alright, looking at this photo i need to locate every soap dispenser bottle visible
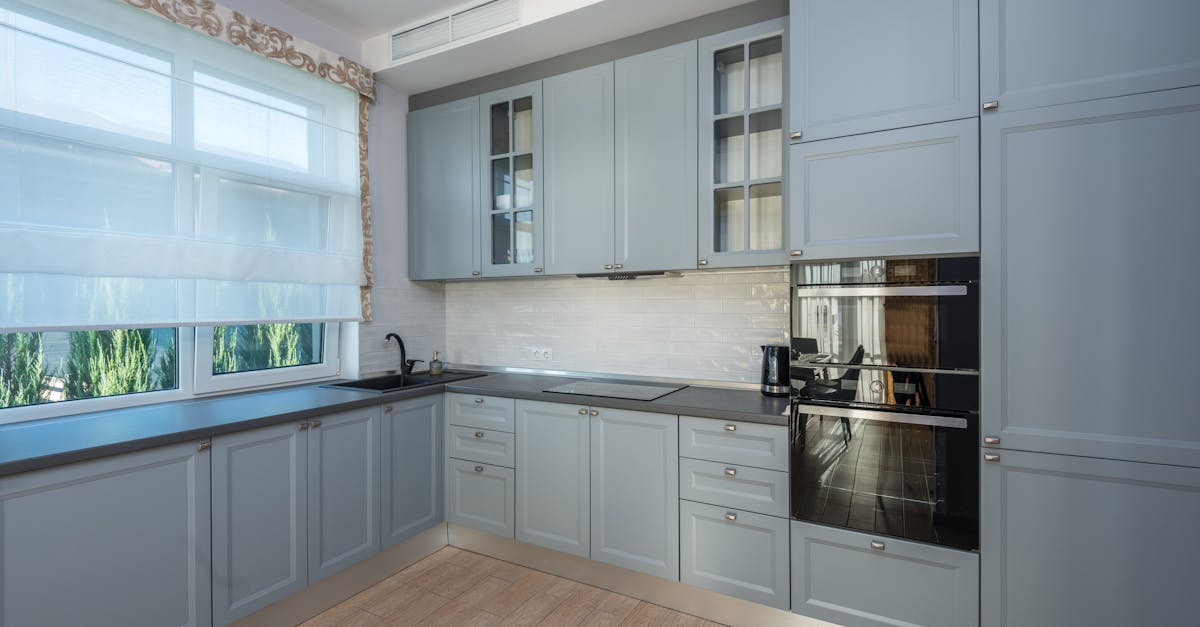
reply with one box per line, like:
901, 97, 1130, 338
429, 351, 444, 375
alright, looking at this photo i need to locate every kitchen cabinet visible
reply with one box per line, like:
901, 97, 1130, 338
591, 407, 679, 579
0, 442, 211, 627
307, 406, 381, 582
212, 422, 308, 625
788, 0, 977, 143
408, 96, 480, 280
679, 415, 789, 472
516, 400, 590, 557
679, 457, 789, 518
681, 500, 790, 610
447, 392, 517, 432
381, 396, 444, 549
980, 0, 1200, 114
791, 520, 978, 627
980, 87, 1200, 468
614, 40, 698, 273
447, 458, 515, 537
543, 63, 615, 275
981, 449, 1200, 627
698, 19, 788, 269
480, 81, 544, 277
788, 118, 979, 261
448, 425, 515, 468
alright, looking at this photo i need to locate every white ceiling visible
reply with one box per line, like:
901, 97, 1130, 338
278, 0, 468, 39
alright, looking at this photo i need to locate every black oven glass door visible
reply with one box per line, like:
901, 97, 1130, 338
790, 405, 979, 551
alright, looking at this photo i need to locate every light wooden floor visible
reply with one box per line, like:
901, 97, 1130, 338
299, 546, 724, 627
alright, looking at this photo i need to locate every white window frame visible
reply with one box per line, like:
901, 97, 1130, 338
193, 323, 341, 394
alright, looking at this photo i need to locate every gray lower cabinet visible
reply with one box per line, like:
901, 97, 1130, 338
448, 425, 515, 468
680, 500, 790, 610
408, 96, 480, 280
591, 408, 679, 579
447, 392, 517, 433
788, 117, 979, 261
678, 457, 789, 518
516, 400, 590, 557
678, 415, 789, 472
0, 442, 211, 627
791, 520, 979, 627
981, 449, 1200, 627
381, 396, 443, 548
980, 0, 1200, 113
788, 0, 978, 142
212, 422, 308, 625
307, 406, 381, 582
447, 458, 515, 537
980, 87, 1200, 467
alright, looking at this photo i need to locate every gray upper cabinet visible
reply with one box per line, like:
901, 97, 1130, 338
516, 400, 590, 557
0, 442, 211, 627
789, 0, 978, 142
615, 41, 699, 273
408, 97, 480, 280
381, 396, 443, 549
698, 19, 788, 269
544, 63, 616, 276
480, 81, 544, 277
307, 406, 381, 582
591, 408, 679, 580
212, 422, 308, 625
981, 87, 1200, 468
789, 118, 979, 261
980, 0, 1200, 113
981, 449, 1200, 627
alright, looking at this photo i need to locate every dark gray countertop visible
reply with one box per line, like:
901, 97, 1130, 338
0, 371, 789, 478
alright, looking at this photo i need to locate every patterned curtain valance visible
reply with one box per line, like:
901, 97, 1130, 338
121, 0, 376, 100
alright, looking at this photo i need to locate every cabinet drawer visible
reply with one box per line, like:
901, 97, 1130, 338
679, 457, 788, 518
791, 520, 978, 627
446, 459, 514, 538
679, 416, 788, 471
681, 500, 790, 610
446, 393, 516, 432
448, 426, 515, 468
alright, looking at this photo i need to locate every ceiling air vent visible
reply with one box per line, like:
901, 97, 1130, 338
391, 17, 450, 61
451, 0, 519, 42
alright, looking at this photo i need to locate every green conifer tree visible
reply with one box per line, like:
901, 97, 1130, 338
0, 333, 46, 409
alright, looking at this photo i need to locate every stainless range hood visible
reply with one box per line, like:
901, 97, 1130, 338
574, 270, 683, 281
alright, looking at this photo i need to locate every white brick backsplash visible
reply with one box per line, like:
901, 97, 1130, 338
444, 268, 790, 383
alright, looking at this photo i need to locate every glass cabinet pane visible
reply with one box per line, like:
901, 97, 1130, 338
714, 116, 745, 184
714, 45, 745, 115
749, 109, 782, 180
749, 182, 782, 250
491, 213, 512, 264
513, 97, 533, 153
749, 37, 783, 109
714, 187, 746, 253
491, 157, 511, 210
514, 210, 534, 264
513, 153, 533, 209
490, 102, 509, 156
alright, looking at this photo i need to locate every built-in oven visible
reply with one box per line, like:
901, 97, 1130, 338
789, 257, 979, 551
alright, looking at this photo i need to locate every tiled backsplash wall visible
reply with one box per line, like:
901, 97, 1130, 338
444, 268, 790, 384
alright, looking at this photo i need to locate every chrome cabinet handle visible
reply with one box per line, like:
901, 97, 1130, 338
723, 424, 736, 432
533, 267, 543, 273
870, 540, 886, 551
614, 264, 623, 269
724, 467, 737, 477
789, 250, 804, 257
589, 409, 599, 416
789, 131, 803, 140
472, 270, 481, 276
474, 431, 484, 438
698, 259, 709, 266
982, 100, 999, 111
983, 436, 1000, 445
298, 422, 309, 431
578, 408, 587, 415
197, 441, 211, 452
604, 264, 613, 270
474, 398, 484, 404
725, 512, 738, 522
474, 465, 484, 473
383, 405, 393, 413
984, 453, 1001, 462
311, 420, 322, 428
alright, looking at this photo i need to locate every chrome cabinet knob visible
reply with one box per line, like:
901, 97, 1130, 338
984, 453, 1001, 462
311, 419, 322, 428
472, 270, 481, 276
474, 431, 484, 438
197, 441, 211, 452
789, 131, 803, 140
474, 465, 484, 473
982, 100, 999, 111
724, 467, 737, 477
298, 422, 309, 431
789, 250, 803, 257
698, 259, 709, 266
589, 409, 599, 416
383, 405, 393, 413
578, 408, 587, 415
533, 267, 543, 273
604, 264, 613, 270
614, 264, 623, 269
725, 512, 738, 522
474, 398, 484, 404
983, 436, 1000, 445
723, 424, 736, 432
870, 540, 886, 551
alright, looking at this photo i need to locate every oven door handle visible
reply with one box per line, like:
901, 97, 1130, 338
791, 403, 970, 429
793, 285, 969, 298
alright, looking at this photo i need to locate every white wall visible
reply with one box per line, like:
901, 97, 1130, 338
444, 268, 790, 383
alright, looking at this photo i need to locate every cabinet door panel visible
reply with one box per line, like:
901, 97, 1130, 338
980, 0, 1200, 112
408, 97, 480, 279
308, 407, 381, 582
981, 450, 1200, 627
382, 396, 443, 548
679, 416, 789, 471
681, 500, 790, 609
212, 423, 307, 625
447, 459, 515, 537
615, 41, 698, 272
480, 81, 543, 277
544, 64, 615, 275
591, 408, 678, 579
790, 0, 978, 141
0, 443, 211, 627
981, 87, 1200, 467
516, 400, 590, 557
448, 425, 515, 468
679, 457, 789, 518
446, 392, 516, 432
789, 118, 979, 260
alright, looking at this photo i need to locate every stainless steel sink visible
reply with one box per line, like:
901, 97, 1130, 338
323, 370, 482, 393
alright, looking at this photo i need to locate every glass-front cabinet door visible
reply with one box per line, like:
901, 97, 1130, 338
698, 19, 787, 268
479, 81, 543, 277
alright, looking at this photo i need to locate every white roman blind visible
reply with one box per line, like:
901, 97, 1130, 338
0, 0, 363, 333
